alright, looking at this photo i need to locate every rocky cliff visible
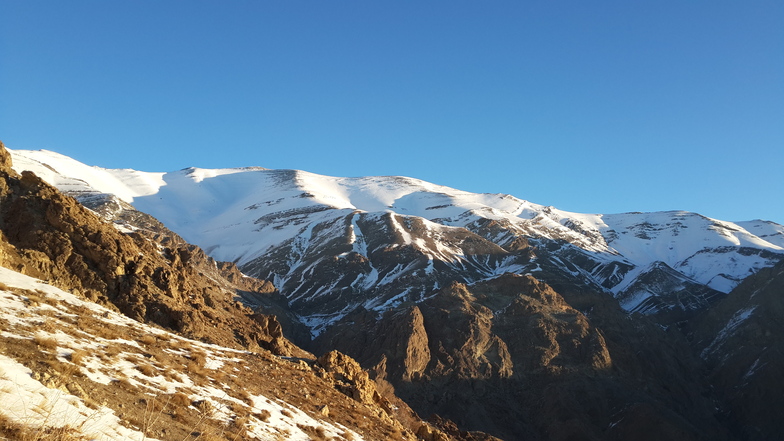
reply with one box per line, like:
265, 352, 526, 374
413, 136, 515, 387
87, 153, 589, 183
315, 272, 730, 441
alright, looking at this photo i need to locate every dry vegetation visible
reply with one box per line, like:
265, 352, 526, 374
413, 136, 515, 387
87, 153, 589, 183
0, 279, 421, 441
0, 412, 85, 441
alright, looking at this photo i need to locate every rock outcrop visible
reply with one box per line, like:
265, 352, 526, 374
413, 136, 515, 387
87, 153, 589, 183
316, 273, 730, 441
10, 142, 784, 440
0, 142, 301, 356
1, 141, 501, 440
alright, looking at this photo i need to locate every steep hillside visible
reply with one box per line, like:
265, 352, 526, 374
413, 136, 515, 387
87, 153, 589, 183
693, 260, 784, 441
315, 273, 730, 441
0, 266, 429, 441
0, 146, 300, 356
10, 148, 783, 335
6, 144, 783, 440
0, 142, 482, 441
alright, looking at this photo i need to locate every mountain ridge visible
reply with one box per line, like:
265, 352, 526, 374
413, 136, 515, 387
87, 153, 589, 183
9, 148, 783, 333
6, 144, 784, 440
0, 141, 482, 441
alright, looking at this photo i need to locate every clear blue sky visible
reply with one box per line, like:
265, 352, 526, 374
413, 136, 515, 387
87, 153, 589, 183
2, 1, 782, 224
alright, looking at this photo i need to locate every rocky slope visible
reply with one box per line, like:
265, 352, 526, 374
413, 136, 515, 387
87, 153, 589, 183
9, 148, 784, 335
0, 145, 300, 356
6, 144, 784, 440
692, 260, 784, 441
0, 142, 482, 441
0, 265, 436, 441
316, 273, 731, 441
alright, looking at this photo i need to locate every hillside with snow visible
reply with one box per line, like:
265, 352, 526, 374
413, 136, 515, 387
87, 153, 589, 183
0, 143, 442, 441
10, 148, 783, 332
0, 265, 433, 441
6, 144, 784, 440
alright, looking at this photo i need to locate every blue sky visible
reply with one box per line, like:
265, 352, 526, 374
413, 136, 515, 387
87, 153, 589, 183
2, 1, 782, 224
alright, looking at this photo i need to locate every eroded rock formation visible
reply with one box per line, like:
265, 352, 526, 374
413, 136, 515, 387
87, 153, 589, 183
316, 273, 730, 441
0, 142, 300, 356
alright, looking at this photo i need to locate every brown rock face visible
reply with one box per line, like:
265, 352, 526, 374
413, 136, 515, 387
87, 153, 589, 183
0, 141, 11, 169
317, 350, 385, 406
694, 260, 784, 441
0, 143, 466, 441
317, 273, 729, 441
0, 143, 302, 356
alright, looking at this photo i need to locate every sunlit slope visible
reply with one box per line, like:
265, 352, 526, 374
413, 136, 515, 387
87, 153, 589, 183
11, 148, 784, 327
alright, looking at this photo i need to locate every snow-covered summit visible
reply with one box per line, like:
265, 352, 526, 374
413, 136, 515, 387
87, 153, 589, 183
8, 148, 784, 328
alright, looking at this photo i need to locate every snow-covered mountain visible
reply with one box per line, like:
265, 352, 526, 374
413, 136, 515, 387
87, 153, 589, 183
8, 144, 784, 440
9, 148, 784, 333
0, 143, 443, 441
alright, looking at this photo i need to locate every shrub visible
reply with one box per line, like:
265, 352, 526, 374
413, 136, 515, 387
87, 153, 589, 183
140, 334, 157, 346
136, 363, 156, 377
189, 349, 207, 367
255, 409, 271, 422
170, 392, 192, 407
66, 350, 86, 365
297, 424, 327, 440
33, 334, 58, 350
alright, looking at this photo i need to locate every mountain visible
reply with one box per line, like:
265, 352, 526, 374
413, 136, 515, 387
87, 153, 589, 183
0, 143, 479, 441
6, 145, 784, 440
9, 148, 783, 334
692, 259, 784, 440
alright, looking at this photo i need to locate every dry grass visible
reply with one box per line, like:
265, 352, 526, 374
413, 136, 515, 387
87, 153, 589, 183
211, 370, 227, 383
113, 377, 137, 393
189, 349, 208, 367
237, 389, 253, 406
23, 291, 44, 308
136, 362, 156, 377
45, 358, 82, 383
65, 350, 86, 365
255, 409, 271, 423
170, 391, 193, 407
0, 406, 84, 441
194, 400, 213, 416
226, 415, 249, 439
186, 360, 208, 381
69, 312, 123, 341
139, 334, 157, 346
0, 275, 420, 441
162, 368, 183, 383
167, 337, 187, 349
37, 290, 60, 308
33, 334, 58, 350
297, 424, 327, 440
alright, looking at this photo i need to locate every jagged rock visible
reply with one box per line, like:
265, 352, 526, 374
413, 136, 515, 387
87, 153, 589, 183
0, 141, 11, 169
317, 273, 729, 441
0, 142, 305, 356
316, 350, 383, 406
318, 404, 329, 417
0, 142, 472, 440
425, 415, 504, 441
416, 423, 451, 441
10, 144, 781, 440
